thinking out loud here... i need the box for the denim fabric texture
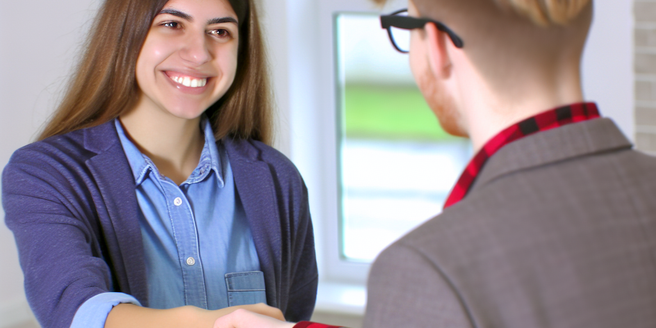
[225,271,267,306]
[70,293,141,328]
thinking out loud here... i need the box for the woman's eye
[210,29,231,38]
[162,21,180,29]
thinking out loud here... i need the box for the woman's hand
[215,303,285,321]
[213,308,295,328]
[106,303,285,328]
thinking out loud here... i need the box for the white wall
[582,1,634,139]
[0,0,635,327]
[0,1,101,326]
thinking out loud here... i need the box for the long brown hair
[38,0,273,145]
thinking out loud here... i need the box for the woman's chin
[162,104,210,121]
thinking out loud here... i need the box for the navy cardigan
[2,121,318,328]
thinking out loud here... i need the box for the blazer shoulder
[9,128,87,160]
[5,120,124,169]
[3,129,92,185]
[391,142,656,274]
[384,202,495,270]
[2,123,123,203]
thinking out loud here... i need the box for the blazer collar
[83,120,121,154]
[471,118,633,193]
[223,137,283,308]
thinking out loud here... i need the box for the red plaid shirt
[443,102,601,209]
[294,322,343,328]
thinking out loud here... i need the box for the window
[334,12,469,263]
[281,0,470,288]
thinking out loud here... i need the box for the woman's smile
[167,73,208,88]
[163,70,214,96]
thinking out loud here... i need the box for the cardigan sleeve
[2,146,117,328]
[283,179,318,321]
[244,140,319,321]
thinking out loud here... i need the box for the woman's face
[134,0,240,120]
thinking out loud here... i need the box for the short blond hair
[494,0,591,26]
[373,0,591,26]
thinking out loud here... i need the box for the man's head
[378,0,593,139]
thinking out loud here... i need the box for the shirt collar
[115,119,151,186]
[114,117,225,188]
[443,102,601,209]
[187,117,224,187]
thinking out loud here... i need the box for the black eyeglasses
[380,9,464,53]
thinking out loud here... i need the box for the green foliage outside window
[343,84,455,142]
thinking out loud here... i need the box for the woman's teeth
[171,75,207,88]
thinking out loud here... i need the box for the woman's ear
[424,22,452,79]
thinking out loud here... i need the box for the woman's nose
[179,32,211,65]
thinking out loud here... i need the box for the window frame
[285,0,412,286]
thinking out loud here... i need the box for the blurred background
[0,0,638,327]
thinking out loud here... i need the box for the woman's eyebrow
[159,8,192,21]
[158,8,237,26]
[207,17,238,25]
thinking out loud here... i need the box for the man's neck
[457,68,585,153]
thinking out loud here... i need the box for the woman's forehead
[159,0,238,21]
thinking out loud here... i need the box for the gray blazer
[365,118,656,328]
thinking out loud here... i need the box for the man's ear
[424,22,452,79]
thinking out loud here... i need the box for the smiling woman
[37,0,268,144]
[1,0,317,327]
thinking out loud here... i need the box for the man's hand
[213,308,295,328]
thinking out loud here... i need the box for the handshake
[213,304,301,328]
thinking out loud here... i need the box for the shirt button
[173,197,183,206]
[186,257,196,266]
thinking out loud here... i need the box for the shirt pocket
[225,271,267,306]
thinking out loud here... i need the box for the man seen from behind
[214,0,656,327]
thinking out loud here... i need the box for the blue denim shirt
[70,118,264,327]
